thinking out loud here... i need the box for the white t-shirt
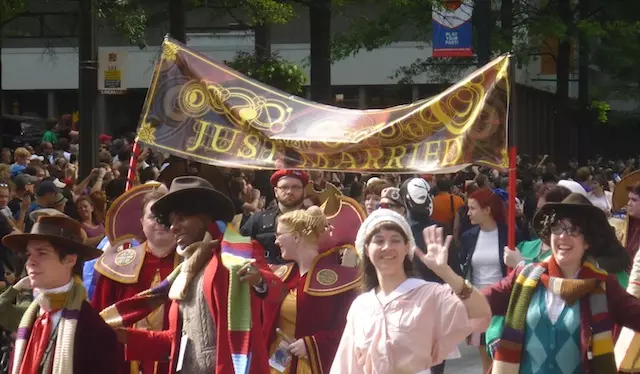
[470,228,503,288]
[588,191,612,213]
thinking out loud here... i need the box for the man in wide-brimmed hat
[101,176,283,374]
[0,215,122,374]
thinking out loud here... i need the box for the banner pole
[507,55,518,250]
[126,139,141,191]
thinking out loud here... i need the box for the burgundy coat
[483,265,640,374]
[12,301,123,374]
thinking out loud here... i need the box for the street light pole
[78,0,98,179]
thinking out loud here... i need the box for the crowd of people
[1,119,640,374]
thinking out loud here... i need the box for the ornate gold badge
[316,269,338,286]
[274,265,289,279]
[115,248,137,267]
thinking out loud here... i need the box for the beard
[278,195,304,209]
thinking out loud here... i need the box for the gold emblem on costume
[115,248,137,267]
[316,269,338,286]
[274,266,289,279]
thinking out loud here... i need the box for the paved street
[442,343,483,373]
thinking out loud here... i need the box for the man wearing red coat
[92,186,179,374]
[107,176,283,374]
[1,215,122,374]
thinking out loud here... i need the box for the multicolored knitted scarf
[220,225,254,374]
[12,276,86,374]
[492,257,616,374]
[100,225,255,374]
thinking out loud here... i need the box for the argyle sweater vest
[520,286,582,374]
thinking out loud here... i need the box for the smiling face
[76,199,94,222]
[24,240,76,289]
[550,218,589,268]
[365,226,410,277]
[274,222,299,261]
[169,212,208,248]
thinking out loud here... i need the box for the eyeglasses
[550,221,582,237]
[275,231,292,239]
[379,202,402,209]
[276,185,303,192]
[0,183,7,188]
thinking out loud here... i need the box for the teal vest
[520,286,582,374]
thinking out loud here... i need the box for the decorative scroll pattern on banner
[136,37,510,173]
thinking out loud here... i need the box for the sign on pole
[98,49,127,95]
[432,0,474,58]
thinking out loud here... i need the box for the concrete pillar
[47,91,57,118]
[358,86,367,109]
[411,85,420,102]
[96,94,107,135]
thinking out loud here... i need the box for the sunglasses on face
[550,221,582,237]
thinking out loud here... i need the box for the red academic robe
[11,301,123,374]
[123,239,283,374]
[92,245,179,374]
[262,250,360,373]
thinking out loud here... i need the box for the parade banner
[135,37,509,173]
[432,0,474,57]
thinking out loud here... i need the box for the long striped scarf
[220,225,254,374]
[493,257,616,374]
[100,225,255,374]
[12,276,86,374]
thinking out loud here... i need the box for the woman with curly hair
[331,209,491,373]
[263,206,360,373]
[483,193,640,374]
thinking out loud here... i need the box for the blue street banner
[432,0,474,57]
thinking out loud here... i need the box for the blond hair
[14,147,31,159]
[278,206,329,243]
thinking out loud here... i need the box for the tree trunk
[500,0,513,52]
[0,25,3,116]
[554,0,572,167]
[577,0,591,164]
[309,0,332,104]
[169,0,186,43]
[255,23,271,60]
[78,0,98,179]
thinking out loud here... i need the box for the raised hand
[415,225,453,275]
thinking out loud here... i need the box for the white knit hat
[355,209,416,259]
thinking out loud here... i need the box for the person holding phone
[264,207,360,373]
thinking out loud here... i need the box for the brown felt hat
[151,176,234,223]
[613,171,640,212]
[2,215,101,261]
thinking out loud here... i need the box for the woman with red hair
[459,188,523,373]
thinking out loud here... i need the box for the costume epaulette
[609,215,629,247]
[303,247,362,297]
[94,241,147,284]
[269,263,296,282]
